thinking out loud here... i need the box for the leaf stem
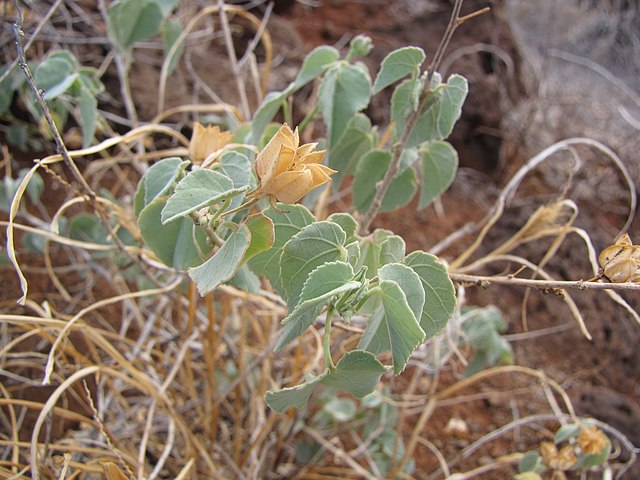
[324,307,336,372]
[299,105,319,133]
[220,196,259,219]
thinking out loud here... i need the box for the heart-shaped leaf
[161,169,246,224]
[418,140,458,209]
[404,251,456,337]
[280,221,347,310]
[275,261,360,351]
[373,46,425,95]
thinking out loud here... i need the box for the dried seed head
[247,123,336,204]
[598,233,640,283]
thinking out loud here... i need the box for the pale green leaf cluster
[129,35,467,412]
[1,50,105,149]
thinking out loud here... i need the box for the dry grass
[1,1,639,479]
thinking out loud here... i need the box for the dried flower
[540,442,576,471]
[247,123,336,204]
[578,426,609,455]
[598,233,640,283]
[189,122,233,164]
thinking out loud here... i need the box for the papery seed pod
[598,233,640,283]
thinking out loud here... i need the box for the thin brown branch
[12,0,96,201]
[450,272,640,291]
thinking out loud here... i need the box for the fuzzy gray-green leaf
[189,225,251,296]
[280,221,347,311]
[404,250,455,337]
[373,46,425,95]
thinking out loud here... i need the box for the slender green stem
[323,307,336,372]
[209,197,231,225]
[219,196,258,219]
[298,105,319,133]
[283,98,293,126]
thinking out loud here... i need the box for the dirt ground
[1,0,639,478]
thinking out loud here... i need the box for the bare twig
[0,0,65,84]
[12,0,95,200]
[450,273,640,291]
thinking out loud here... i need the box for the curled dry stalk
[442,137,640,337]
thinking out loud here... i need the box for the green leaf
[326,113,374,190]
[318,63,371,146]
[352,149,417,213]
[189,225,251,296]
[554,424,580,444]
[78,69,105,95]
[391,78,422,138]
[404,251,455,338]
[78,86,97,148]
[219,151,251,189]
[161,169,246,224]
[219,151,252,210]
[34,50,79,100]
[107,0,165,51]
[326,212,358,244]
[518,452,542,474]
[247,204,315,295]
[380,235,405,266]
[162,19,183,77]
[249,90,287,144]
[345,241,361,269]
[280,221,347,310]
[462,306,513,376]
[228,264,261,294]
[152,0,180,15]
[378,263,425,324]
[359,278,425,375]
[244,213,274,263]
[134,157,187,216]
[321,350,386,398]
[275,261,360,351]
[373,47,425,95]
[138,198,210,269]
[418,141,458,209]
[321,397,357,422]
[265,373,326,414]
[407,74,468,148]
[355,229,398,279]
[294,45,340,89]
[69,213,110,245]
[0,66,15,115]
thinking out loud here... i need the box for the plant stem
[12,1,95,201]
[358,0,490,236]
[298,105,319,133]
[449,272,640,291]
[323,307,336,371]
